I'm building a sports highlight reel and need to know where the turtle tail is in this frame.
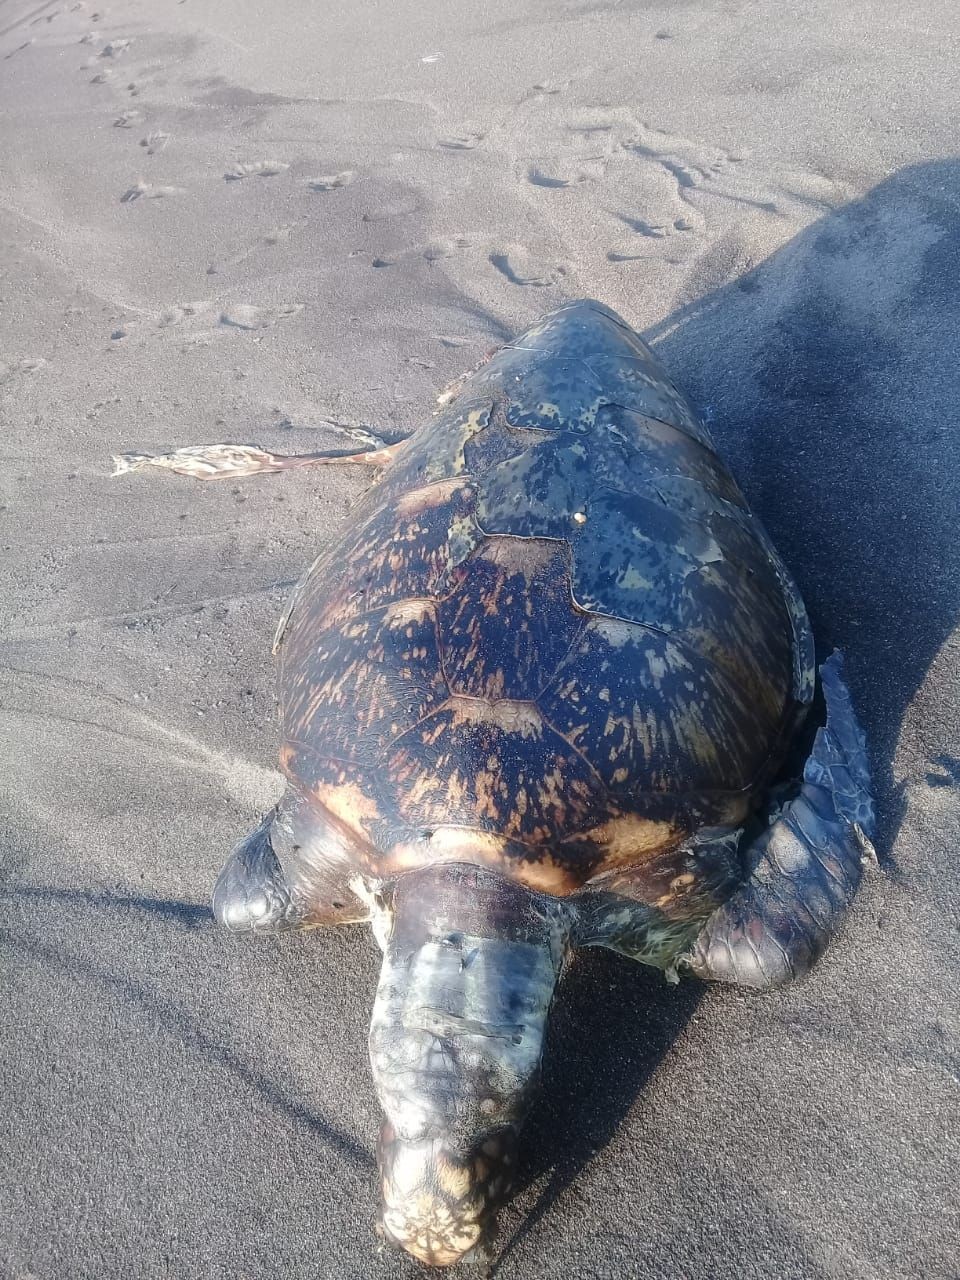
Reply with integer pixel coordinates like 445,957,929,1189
368,864,569,1266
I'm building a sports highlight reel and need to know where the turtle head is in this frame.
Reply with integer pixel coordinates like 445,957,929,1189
368,863,569,1266
376,1123,517,1266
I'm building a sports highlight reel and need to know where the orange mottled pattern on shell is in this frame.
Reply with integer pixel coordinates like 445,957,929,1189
278,302,813,897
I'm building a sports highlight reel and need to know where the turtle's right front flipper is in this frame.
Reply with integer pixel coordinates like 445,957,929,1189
679,652,876,990
212,789,369,934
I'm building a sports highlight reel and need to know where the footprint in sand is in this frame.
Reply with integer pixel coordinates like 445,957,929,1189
120,181,182,202
0,357,47,384
158,303,213,328
224,160,289,180
219,304,304,330
423,237,471,263
489,250,565,288
522,82,563,102
438,133,484,151
432,335,474,348
527,169,572,189
619,124,774,222
925,754,960,788
615,214,669,238
140,132,170,155
307,171,354,192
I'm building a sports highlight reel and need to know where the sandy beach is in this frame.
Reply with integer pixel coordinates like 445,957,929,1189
1,0,958,1276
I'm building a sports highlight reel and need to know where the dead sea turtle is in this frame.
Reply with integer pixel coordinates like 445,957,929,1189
118,301,876,1266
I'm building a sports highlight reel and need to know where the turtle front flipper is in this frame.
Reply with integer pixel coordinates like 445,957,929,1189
678,652,876,990
212,789,369,933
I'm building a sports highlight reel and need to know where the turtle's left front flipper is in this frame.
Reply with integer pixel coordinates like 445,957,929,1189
679,652,877,990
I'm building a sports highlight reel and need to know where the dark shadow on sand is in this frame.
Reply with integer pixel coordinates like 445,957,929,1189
651,158,960,870
5,884,213,928
0,923,374,1170
489,159,960,1265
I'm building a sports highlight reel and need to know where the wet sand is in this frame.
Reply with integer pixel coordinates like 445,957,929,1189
1,0,958,1276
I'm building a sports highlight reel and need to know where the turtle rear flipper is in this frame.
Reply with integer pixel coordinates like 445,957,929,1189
679,652,876,990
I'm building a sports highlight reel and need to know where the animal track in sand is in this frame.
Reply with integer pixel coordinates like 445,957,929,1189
120,181,182,202
925,754,960,788
219,303,304,330
307,171,354,192
140,132,169,155
158,303,212,327
527,169,573,189
489,250,566,288
618,124,778,224
423,237,471,263
0,357,47,384
521,81,564,103
438,133,484,150
432,334,474,348
224,160,289,180
614,213,669,238
206,220,307,274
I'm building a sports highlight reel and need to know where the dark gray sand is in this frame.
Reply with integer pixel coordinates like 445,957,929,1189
1,1,958,1276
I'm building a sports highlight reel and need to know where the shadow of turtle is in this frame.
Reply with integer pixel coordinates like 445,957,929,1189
489,158,960,1267
492,950,702,1272
650,157,960,871
5,884,213,928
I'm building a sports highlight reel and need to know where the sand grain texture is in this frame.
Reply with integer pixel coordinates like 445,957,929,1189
1,0,958,1277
